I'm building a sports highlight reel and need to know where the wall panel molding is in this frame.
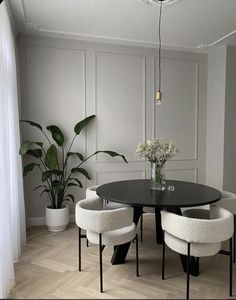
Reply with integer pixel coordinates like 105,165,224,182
154,57,199,161
94,51,146,163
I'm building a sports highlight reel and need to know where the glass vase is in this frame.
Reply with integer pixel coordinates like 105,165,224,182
151,162,166,191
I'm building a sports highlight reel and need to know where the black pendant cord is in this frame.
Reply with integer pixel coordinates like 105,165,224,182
158,0,163,93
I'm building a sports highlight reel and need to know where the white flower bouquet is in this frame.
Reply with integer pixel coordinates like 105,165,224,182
136,138,177,190
136,138,177,166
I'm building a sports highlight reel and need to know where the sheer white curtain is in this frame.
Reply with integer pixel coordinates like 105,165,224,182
0,1,26,298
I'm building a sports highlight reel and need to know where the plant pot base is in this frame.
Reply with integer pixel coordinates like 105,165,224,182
46,205,69,232
47,224,68,232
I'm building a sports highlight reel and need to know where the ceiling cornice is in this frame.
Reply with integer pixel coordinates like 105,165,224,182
17,0,236,51
197,30,236,49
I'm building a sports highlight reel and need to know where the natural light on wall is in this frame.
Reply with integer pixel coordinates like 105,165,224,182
0,1,26,298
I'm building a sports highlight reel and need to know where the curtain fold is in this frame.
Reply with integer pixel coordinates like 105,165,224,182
0,1,26,298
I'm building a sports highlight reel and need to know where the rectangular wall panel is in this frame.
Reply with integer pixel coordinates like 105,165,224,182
96,170,145,185
155,58,198,160
25,45,86,152
95,52,146,162
166,168,197,183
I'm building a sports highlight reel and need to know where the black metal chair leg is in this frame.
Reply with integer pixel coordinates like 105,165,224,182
162,238,165,280
234,216,235,264
140,213,143,242
186,243,190,300
230,237,233,297
99,233,103,293
78,227,81,271
136,234,139,277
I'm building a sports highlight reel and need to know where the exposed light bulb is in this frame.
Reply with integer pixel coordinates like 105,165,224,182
156,90,162,105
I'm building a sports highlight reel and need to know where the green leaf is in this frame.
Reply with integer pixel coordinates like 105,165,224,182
74,115,95,136
42,171,53,182
46,125,64,146
52,181,64,193
94,150,128,163
65,194,75,203
26,149,42,158
35,142,43,147
19,141,35,155
67,152,84,161
33,185,47,191
19,141,43,155
68,178,83,188
71,167,91,180
45,145,58,170
23,163,39,176
40,189,50,197
52,169,63,176
67,183,80,188
20,120,43,131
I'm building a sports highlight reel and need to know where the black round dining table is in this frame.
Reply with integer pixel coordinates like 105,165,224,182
97,179,221,276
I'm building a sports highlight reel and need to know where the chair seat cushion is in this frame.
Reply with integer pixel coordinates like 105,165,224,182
165,232,221,257
104,201,128,210
87,223,136,246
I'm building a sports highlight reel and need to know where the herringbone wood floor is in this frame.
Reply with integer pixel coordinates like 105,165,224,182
10,215,236,299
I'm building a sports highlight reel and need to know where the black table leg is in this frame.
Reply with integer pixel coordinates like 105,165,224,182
111,206,143,265
155,207,163,244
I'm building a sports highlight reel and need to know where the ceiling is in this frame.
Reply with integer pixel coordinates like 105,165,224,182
8,0,236,51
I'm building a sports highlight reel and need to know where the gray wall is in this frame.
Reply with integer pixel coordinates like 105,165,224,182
223,46,236,193
17,35,207,225
206,46,227,189
206,45,236,194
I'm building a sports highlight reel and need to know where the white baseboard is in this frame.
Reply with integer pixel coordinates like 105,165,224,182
27,214,75,227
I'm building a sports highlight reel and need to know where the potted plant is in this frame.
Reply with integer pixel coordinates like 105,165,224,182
19,115,127,232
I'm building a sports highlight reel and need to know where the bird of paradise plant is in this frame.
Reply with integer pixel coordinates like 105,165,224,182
19,115,127,209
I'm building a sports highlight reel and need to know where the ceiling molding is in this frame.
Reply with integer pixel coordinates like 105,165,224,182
197,29,236,49
15,0,199,51
34,27,199,50
17,0,236,51
19,0,39,30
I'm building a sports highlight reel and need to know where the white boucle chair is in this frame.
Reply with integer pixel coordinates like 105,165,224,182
86,185,127,209
217,191,236,263
161,206,234,299
75,196,139,293
85,185,128,247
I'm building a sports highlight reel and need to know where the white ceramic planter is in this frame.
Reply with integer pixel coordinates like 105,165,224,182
46,205,69,232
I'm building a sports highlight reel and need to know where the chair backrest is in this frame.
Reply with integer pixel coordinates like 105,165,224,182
161,206,234,243
86,185,100,199
217,190,236,214
76,196,134,233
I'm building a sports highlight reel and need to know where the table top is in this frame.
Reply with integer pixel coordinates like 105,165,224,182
96,179,221,208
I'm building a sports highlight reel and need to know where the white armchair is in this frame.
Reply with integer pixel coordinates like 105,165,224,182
86,185,127,209
86,185,100,199
75,196,139,293
161,206,234,299
217,191,236,263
